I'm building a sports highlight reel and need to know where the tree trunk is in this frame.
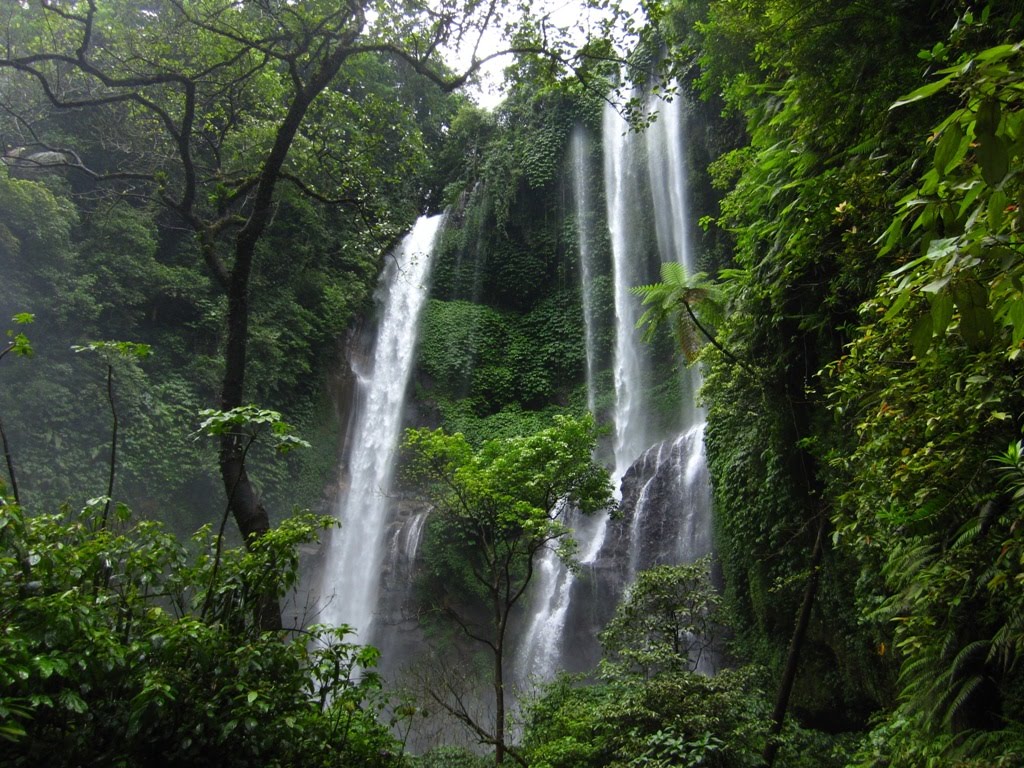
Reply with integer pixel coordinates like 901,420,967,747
494,639,505,767
214,60,345,630
762,515,826,767
492,580,507,768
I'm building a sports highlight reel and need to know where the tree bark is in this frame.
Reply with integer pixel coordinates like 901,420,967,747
494,636,505,767
215,45,356,631
762,515,827,767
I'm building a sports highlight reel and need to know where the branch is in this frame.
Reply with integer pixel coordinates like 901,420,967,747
679,297,759,377
441,602,498,653
0,410,19,506
278,171,363,207
101,362,117,528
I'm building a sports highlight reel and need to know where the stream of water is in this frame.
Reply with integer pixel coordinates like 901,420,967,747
317,214,445,641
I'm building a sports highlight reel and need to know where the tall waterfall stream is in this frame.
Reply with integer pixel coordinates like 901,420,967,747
317,214,445,640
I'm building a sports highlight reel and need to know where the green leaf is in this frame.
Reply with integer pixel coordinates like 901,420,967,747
1006,299,1024,345
891,74,954,108
976,98,1001,135
952,279,991,346
934,122,963,176
977,133,1009,186
931,292,955,337
910,314,934,358
987,190,1009,230
975,42,1020,63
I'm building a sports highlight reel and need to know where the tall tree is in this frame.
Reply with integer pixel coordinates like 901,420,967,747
405,415,611,766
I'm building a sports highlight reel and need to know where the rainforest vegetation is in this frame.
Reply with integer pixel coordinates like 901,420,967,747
1,0,1023,766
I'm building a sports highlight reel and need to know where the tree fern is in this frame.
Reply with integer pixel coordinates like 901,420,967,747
632,263,746,370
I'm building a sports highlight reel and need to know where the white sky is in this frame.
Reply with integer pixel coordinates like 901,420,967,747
443,0,642,110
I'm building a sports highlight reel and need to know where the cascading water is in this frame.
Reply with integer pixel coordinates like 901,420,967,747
572,125,600,415
516,100,663,682
317,214,444,641
604,102,656,485
646,92,704,426
646,91,692,272
515,91,714,684
513,126,608,683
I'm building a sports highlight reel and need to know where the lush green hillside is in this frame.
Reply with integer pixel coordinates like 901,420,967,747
2,0,1023,765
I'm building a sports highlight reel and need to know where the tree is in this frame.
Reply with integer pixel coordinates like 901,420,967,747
633,261,750,371
0,0,641,628
598,557,720,680
404,414,612,766
0,491,399,767
0,0,619,627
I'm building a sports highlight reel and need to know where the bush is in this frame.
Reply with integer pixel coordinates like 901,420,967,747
0,492,402,767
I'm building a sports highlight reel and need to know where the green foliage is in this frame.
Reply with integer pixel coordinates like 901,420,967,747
197,405,312,456
0,496,401,767
522,669,770,768
599,558,721,679
875,38,1024,360
418,293,587,419
406,415,612,602
414,746,492,768
815,8,1024,765
2,314,33,360
633,263,725,363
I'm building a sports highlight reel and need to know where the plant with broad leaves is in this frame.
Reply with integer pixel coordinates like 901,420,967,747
1,314,34,362
0,490,399,767
405,414,612,766
599,557,721,680
197,405,311,456
633,263,724,362
877,36,1023,359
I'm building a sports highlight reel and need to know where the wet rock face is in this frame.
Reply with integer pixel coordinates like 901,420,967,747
618,426,712,576
543,427,714,677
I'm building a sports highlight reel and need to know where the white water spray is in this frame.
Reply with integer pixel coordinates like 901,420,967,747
318,214,444,640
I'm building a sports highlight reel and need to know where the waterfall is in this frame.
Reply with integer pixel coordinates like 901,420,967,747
646,93,692,272
604,103,654,486
572,126,599,414
514,102,657,683
318,214,444,641
646,93,704,426
515,92,714,684
622,425,711,583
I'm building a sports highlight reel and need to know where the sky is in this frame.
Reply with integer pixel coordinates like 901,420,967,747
443,0,642,110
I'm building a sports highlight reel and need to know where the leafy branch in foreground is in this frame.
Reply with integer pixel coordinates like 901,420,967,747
195,405,311,625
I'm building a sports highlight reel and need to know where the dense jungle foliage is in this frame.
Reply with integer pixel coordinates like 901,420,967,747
2,0,1024,765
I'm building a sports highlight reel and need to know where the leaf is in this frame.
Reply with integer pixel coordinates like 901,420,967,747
953,280,995,349
931,292,955,337
976,98,1001,136
891,74,954,108
1006,299,1024,345
922,275,951,294
925,237,959,262
977,133,1009,186
934,122,963,175
910,314,934,358
987,190,1009,231
974,42,1020,64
